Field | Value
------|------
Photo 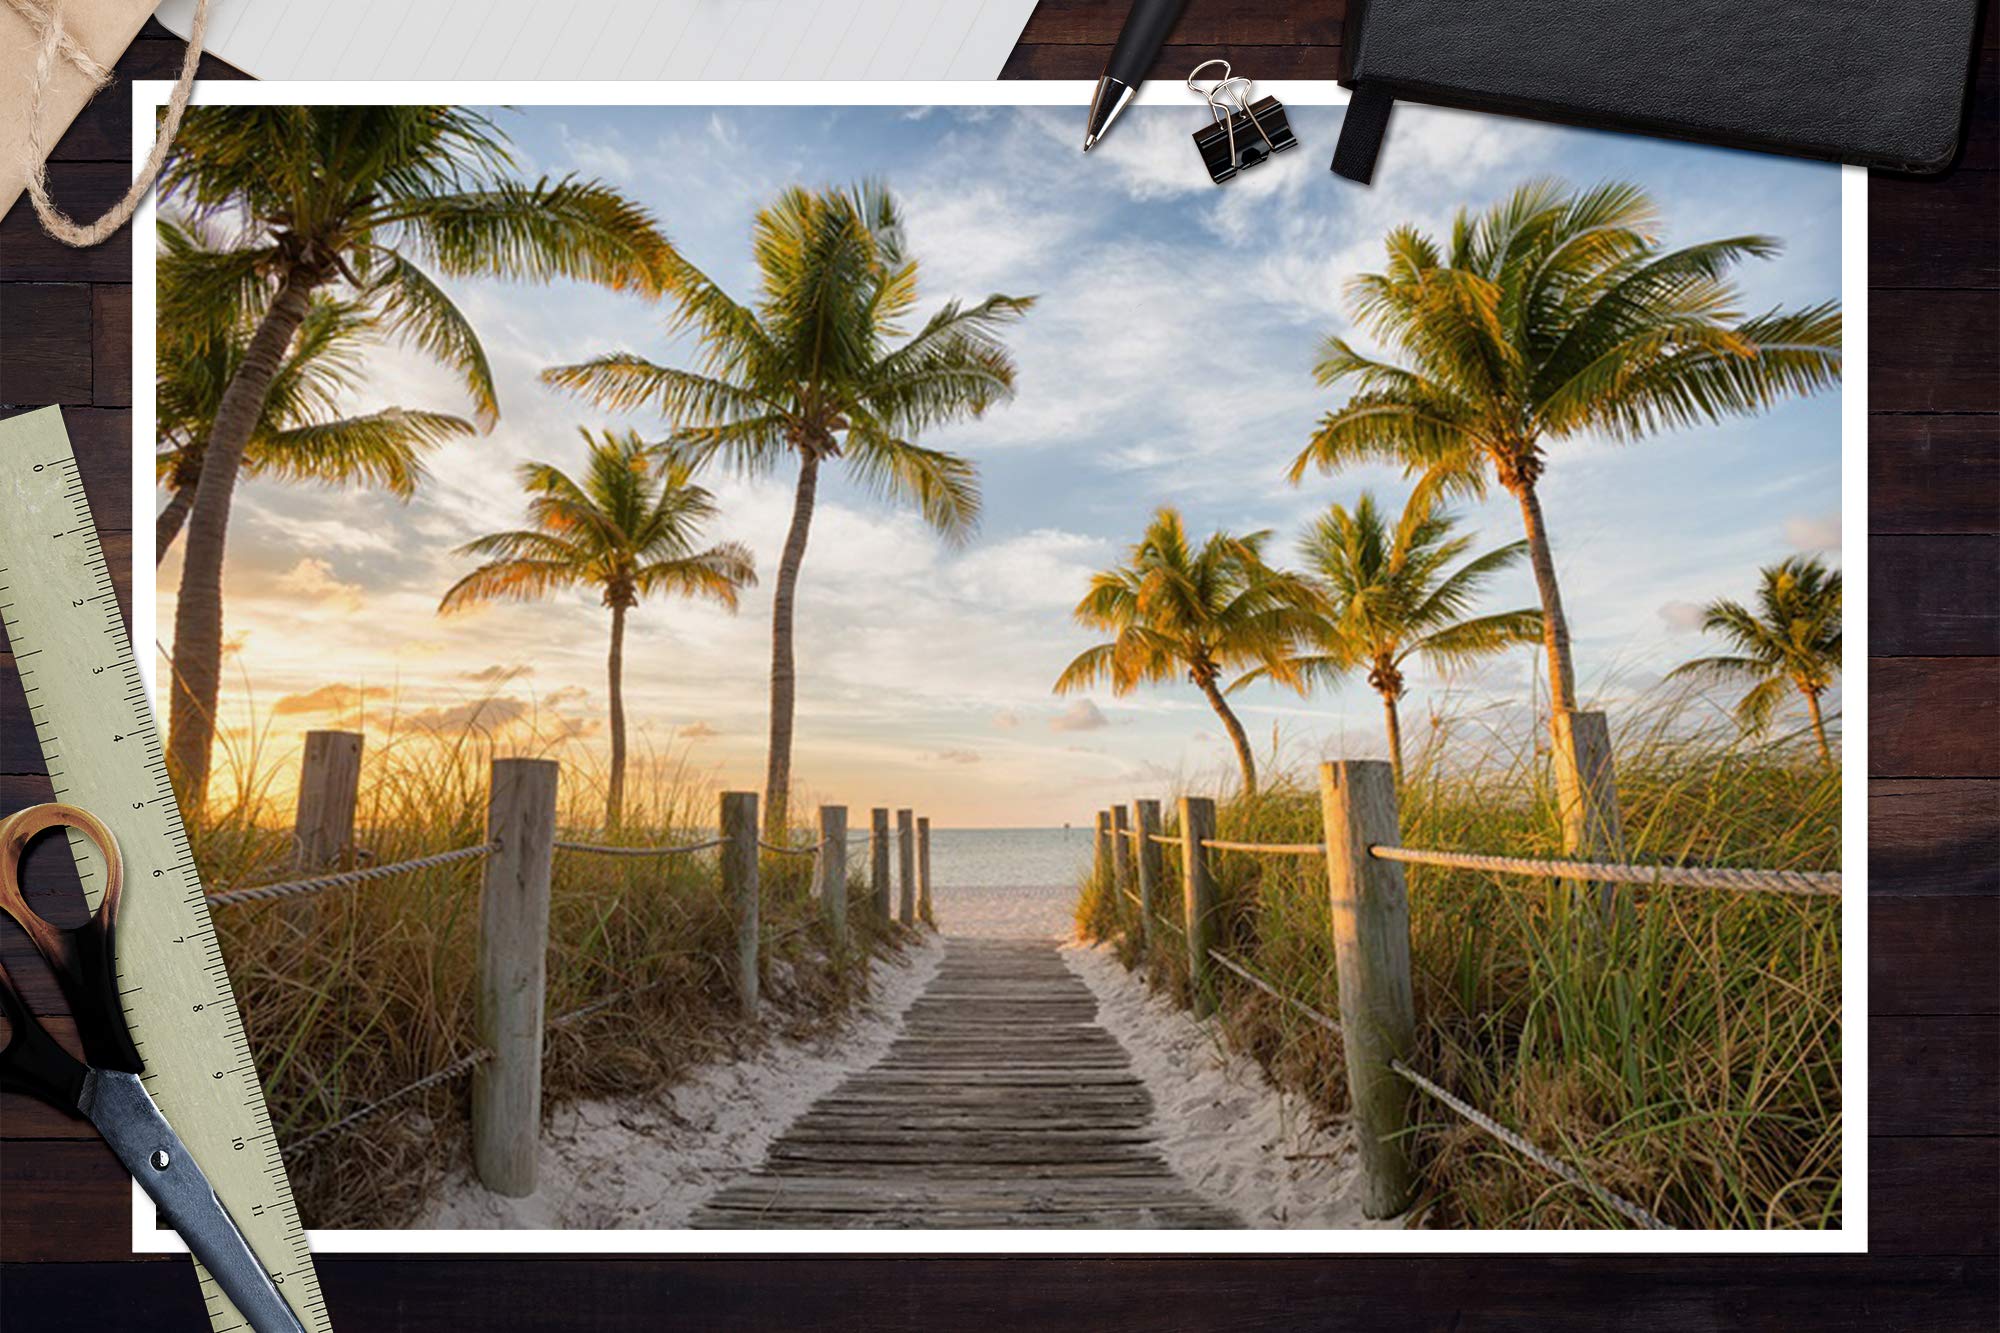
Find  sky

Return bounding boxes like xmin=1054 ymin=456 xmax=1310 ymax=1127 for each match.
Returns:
xmin=158 ymin=100 xmax=1845 ymax=827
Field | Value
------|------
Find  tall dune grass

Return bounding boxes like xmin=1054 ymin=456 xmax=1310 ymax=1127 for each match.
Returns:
xmin=193 ymin=710 xmax=907 ymax=1228
xmin=1077 ymin=696 xmax=1841 ymax=1230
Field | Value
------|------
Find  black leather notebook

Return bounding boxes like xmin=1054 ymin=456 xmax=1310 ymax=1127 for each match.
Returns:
xmin=1333 ymin=0 xmax=1985 ymax=182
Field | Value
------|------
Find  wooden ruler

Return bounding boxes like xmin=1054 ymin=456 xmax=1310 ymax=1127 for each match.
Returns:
xmin=0 ymin=409 xmax=328 ymax=1331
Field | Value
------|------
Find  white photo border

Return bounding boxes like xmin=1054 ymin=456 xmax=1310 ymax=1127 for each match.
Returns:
xmin=130 ymin=77 xmax=1869 ymax=1256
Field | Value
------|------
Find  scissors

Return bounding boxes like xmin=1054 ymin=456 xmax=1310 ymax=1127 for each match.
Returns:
xmin=0 ymin=803 xmax=308 ymax=1333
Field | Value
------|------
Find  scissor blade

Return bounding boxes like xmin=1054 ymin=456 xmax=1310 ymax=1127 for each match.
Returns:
xmin=80 ymin=1070 xmax=308 ymax=1333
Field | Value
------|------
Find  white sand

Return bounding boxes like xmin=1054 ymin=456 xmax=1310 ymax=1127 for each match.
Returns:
xmin=421 ymin=874 xmax=1388 ymax=1231
xmin=421 ymin=936 xmax=945 ymax=1229
xmin=1064 ymin=942 xmax=1400 ymax=1230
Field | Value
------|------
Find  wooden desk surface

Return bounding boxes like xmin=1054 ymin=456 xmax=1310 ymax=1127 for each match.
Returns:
xmin=1 ymin=7 xmax=1994 ymax=1327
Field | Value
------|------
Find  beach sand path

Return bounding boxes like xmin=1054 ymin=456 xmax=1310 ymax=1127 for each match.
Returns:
xmin=690 ymin=937 xmax=1243 ymax=1228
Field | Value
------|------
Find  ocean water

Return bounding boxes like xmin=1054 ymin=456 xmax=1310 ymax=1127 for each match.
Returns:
xmin=924 ymin=826 xmax=1094 ymax=889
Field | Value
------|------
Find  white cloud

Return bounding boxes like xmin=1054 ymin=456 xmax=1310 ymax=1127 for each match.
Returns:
xmin=1658 ymin=601 xmax=1707 ymax=634
xmin=1784 ymin=512 xmax=1841 ymax=552
xmin=1052 ymin=700 xmax=1109 ymax=732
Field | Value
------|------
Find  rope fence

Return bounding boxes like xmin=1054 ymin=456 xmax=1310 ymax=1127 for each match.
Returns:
xmin=1198 ymin=943 xmax=1670 ymax=1230
xmin=238 ymin=733 xmax=944 ymax=1192
xmin=207 ymin=841 xmax=498 ymax=907
xmin=1084 ymin=748 xmax=1829 ymax=1226
xmin=758 ymin=838 xmax=827 ymax=855
xmin=279 ymin=1046 xmax=493 ymax=1162
xmin=1370 ymin=845 xmax=1840 ymax=898
xmin=554 ymin=836 xmax=725 ymax=858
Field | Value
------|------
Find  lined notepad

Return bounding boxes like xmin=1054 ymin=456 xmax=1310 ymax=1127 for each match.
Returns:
xmin=152 ymin=0 xmax=1039 ymax=80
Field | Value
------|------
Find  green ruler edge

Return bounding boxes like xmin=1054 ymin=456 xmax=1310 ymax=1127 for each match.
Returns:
xmin=0 ymin=408 xmax=328 ymax=1331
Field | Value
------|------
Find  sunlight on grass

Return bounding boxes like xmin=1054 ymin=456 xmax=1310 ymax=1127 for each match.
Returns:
xmin=1076 ymin=694 xmax=1841 ymax=1230
xmin=192 ymin=698 xmax=906 ymax=1228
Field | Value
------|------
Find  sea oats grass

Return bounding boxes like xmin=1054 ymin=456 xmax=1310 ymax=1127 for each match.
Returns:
xmin=1076 ymin=700 xmax=1841 ymax=1230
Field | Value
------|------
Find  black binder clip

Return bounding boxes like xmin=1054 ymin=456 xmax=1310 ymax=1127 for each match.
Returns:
xmin=1188 ymin=60 xmax=1297 ymax=184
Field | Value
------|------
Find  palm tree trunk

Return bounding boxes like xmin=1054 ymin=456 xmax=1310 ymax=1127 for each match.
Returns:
xmin=1803 ymin=686 xmax=1833 ymax=767
xmin=764 ymin=451 xmax=820 ymax=841
xmin=606 ymin=601 xmax=628 ymax=832
xmin=1382 ymin=691 xmax=1404 ymax=785
xmin=1196 ymin=675 xmax=1258 ymax=796
xmin=156 ymin=483 xmax=196 ymax=566
xmin=166 ymin=271 xmax=315 ymax=810
xmin=1512 ymin=480 xmax=1579 ymax=718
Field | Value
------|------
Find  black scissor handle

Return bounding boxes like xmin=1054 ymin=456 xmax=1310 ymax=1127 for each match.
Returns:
xmin=0 ymin=803 xmax=144 ymax=1079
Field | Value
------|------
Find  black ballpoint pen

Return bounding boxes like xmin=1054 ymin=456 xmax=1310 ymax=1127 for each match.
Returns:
xmin=1082 ymin=0 xmax=1191 ymax=151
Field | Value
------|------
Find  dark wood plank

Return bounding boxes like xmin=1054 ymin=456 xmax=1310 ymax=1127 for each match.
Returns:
xmin=1868 ymin=290 xmax=2000 ymax=413
xmin=0 ymin=165 xmax=136 ymax=284
xmin=1867 ymin=415 xmax=2000 ymax=534
xmin=0 ymin=285 xmax=93 ymax=404
xmin=1867 ymin=658 xmax=2000 ymax=777
xmin=1870 ymin=168 xmax=1999 ymax=288
xmin=1870 ymin=896 xmax=2000 ymax=1016
xmin=1869 ymin=536 xmax=2000 ymax=655
xmin=91 ymin=286 xmax=132 ymax=407
xmin=1868 ymin=1015 xmax=2000 ymax=1137
xmin=1870 ymin=780 xmax=2000 ymax=895
xmin=1871 ymin=1136 xmax=2000 ymax=1255
xmin=1 ymin=1256 xmax=1995 ymax=1331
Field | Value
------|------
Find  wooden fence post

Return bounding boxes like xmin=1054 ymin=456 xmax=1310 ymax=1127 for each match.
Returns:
xmin=472 ymin=757 xmax=558 ymax=1197
xmin=293 ymin=729 xmax=362 ymax=869
xmin=1318 ymin=760 xmax=1417 ymax=1219
xmin=1178 ymin=796 xmax=1218 ymax=1016
xmin=1110 ymin=804 xmax=1133 ymax=922
xmin=817 ymin=804 xmax=847 ymax=949
xmin=722 ymin=791 xmax=760 ymax=1018
xmin=1094 ymin=810 xmax=1112 ymax=895
xmin=1551 ymin=709 xmax=1626 ymax=926
xmin=916 ymin=816 xmax=934 ymax=926
xmin=896 ymin=808 xmax=917 ymax=926
xmin=870 ymin=807 xmax=892 ymax=919
xmin=1132 ymin=798 xmax=1162 ymax=949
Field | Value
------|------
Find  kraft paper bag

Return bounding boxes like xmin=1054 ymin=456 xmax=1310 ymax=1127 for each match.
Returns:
xmin=1 ymin=0 xmax=160 ymax=223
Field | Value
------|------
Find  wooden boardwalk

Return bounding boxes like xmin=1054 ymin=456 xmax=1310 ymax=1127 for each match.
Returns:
xmin=692 ymin=938 xmax=1242 ymax=1228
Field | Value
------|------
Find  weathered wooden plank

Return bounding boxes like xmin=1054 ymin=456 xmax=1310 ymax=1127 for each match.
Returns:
xmin=691 ymin=937 xmax=1241 ymax=1227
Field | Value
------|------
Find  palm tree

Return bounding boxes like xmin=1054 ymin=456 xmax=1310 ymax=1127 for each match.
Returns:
xmin=1290 ymin=179 xmax=1841 ymax=725
xmin=1055 ymin=509 xmax=1321 ymax=795
xmin=1668 ymin=556 xmax=1841 ymax=765
xmin=158 ymin=106 xmax=677 ymax=808
xmin=439 ymin=431 xmax=756 ymax=830
xmin=1251 ymin=490 xmax=1540 ymax=782
xmin=157 ymin=225 xmax=472 ymax=565
xmin=542 ymin=182 xmax=1032 ymax=840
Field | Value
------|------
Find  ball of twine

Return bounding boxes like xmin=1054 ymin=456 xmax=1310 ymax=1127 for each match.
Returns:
xmin=12 ymin=0 xmax=211 ymax=248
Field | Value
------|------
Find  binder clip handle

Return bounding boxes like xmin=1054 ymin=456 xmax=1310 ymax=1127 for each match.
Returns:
xmin=1187 ymin=59 xmax=1297 ymax=185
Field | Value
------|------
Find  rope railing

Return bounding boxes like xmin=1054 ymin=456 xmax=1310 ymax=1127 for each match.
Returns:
xmin=554 ymin=836 xmax=725 ymax=857
xmin=208 ymin=841 xmax=498 ymax=908
xmin=279 ymin=1046 xmax=493 ymax=1161
xmin=1203 ymin=838 xmax=1325 ymax=856
xmin=1371 ymin=845 xmax=1840 ymax=898
xmin=1198 ymin=944 xmax=1669 ymax=1230
xmin=1390 ymin=1059 xmax=1672 ymax=1231
xmin=758 ymin=838 xmax=827 ymax=855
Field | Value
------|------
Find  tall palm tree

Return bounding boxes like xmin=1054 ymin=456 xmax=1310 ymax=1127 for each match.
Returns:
xmin=439 ymin=431 xmax=756 ymax=830
xmin=1668 ymin=556 xmax=1842 ymax=765
xmin=542 ymin=182 xmax=1032 ymax=840
xmin=1290 ymin=179 xmax=1841 ymax=725
xmin=157 ymin=225 xmax=472 ymax=564
xmin=1055 ymin=509 xmax=1321 ymax=795
xmin=158 ymin=106 xmax=677 ymax=808
xmin=1249 ymin=490 xmax=1540 ymax=782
